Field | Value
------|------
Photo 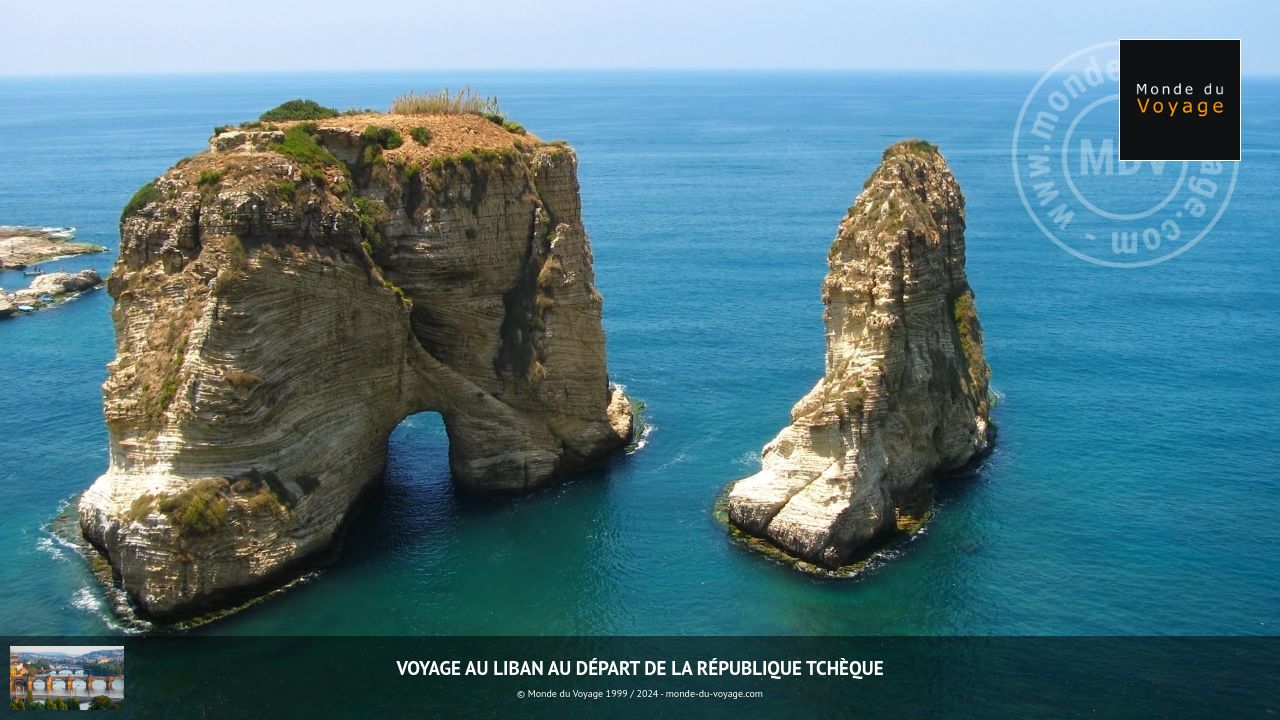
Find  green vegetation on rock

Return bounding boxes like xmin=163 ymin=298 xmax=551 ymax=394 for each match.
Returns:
xmin=423 ymin=146 xmax=518 ymax=174
xmin=354 ymin=196 xmax=390 ymax=253
xmin=362 ymin=125 xmax=404 ymax=149
xmin=273 ymin=181 xmax=296 ymax=202
xmin=156 ymin=478 xmax=230 ymax=537
xmin=395 ymin=160 xmax=422 ymax=179
xmin=230 ymin=471 xmax=286 ymax=516
xmin=260 ymin=98 xmax=339 ymax=122
xmin=884 ymin=139 xmax=938 ymax=161
xmin=197 ymin=170 xmax=222 ymax=188
xmin=126 ymin=493 xmax=156 ymax=522
xmin=269 ymin=124 xmax=341 ymax=180
xmin=121 ymin=180 xmax=160 ymax=223
xmin=409 ymin=126 xmax=432 ymax=145
xmin=953 ymin=292 xmax=981 ymax=371
xmin=483 ymin=112 xmax=526 ymax=134
xmin=360 ymin=125 xmax=404 ymax=164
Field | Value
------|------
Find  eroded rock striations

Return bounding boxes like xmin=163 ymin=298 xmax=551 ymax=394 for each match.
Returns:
xmin=80 ymin=112 xmax=632 ymax=619
xmin=726 ymin=141 xmax=992 ymax=569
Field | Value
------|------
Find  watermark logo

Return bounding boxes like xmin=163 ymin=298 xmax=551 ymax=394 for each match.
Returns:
xmin=1013 ymin=41 xmax=1238 ymax=267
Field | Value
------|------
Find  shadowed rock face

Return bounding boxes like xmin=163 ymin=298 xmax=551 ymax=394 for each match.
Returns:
xmin=79 ymin=115 xmax=632 ymax=620
xmin=726 ymin=141 xmax=992 ymax=568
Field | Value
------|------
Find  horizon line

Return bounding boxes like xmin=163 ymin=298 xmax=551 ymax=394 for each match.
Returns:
xmin=3 ymin=67 xmax=1278 ymax=80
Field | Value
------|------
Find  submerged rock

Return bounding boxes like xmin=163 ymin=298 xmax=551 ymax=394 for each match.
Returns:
xmin=80 ymin=110 xmax=632 ymax=620
xmin=726 ymin=141 xmax=993 ymax=568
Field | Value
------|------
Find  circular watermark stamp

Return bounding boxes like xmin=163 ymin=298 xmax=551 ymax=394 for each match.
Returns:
xmin=1012 ymin=41 xmax=1238 ymax=267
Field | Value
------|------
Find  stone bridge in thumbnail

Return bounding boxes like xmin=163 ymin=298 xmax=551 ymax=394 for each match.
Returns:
xmin=10 ymin=674 xmax=123 ymax=694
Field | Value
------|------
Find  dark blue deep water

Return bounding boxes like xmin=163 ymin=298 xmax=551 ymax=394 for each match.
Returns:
xmin=1 ymin=72 xmax=1277 ymax=637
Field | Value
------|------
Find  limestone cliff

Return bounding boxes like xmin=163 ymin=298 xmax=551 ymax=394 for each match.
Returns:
xmin=726 ymin=141 xmax=992 ymax=569
xmin=80 ymin=111 xmax=632 ymax=620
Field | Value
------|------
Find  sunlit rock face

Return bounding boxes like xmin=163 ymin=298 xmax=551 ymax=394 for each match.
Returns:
xmin=79 ymin=114 xmax=632 ymax=620
xmin=726 ymin=141 xmax=992 ymax=568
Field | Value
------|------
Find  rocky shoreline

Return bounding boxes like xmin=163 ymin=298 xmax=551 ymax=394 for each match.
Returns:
xmin=0 ymin=226 xmax=105 ymax=270
xmin=0 ymin=269 xmax=103 ymax=319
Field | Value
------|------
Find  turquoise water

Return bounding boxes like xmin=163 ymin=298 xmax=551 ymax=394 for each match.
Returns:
xmin=1 ymin=72 xmax=1277 ymax=637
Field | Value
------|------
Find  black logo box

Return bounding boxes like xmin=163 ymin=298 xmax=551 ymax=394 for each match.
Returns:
xmin=1119 ymin=39 xmax=1241 ymax=161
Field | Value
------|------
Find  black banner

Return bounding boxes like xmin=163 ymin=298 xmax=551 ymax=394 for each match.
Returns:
xmin=7 ymin=636 xmax=1279 ymax=718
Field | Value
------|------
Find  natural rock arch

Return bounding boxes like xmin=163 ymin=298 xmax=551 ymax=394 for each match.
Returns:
xmin=80 ymin=114 xmax=632 ymax=620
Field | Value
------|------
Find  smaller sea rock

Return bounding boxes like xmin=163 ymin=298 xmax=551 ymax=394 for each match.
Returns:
xmin=1 ymin=269 xmax=104 ymax=319
xmin=725 ymin=141 xmax=993 ymax=569
xmin=25 ymin=269 xmax=103 ymax=296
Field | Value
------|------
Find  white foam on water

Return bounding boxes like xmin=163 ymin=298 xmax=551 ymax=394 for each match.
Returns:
xmin=36 ymin=497 xmax=84 ymax=561
xmin=71 ymin=586 xmax=136 ymax=634
xmin=71 ymin=586 xmax=100 ymax=613
xmin=732 ymin=449 xmax=761 ymax=469
xmin=35 ymin=536 xmax=68 ymax=561
xmin=627 ymin=419 xmax=653 ymax=455
xmin=656 ymin=449 xmax=687 ymax=471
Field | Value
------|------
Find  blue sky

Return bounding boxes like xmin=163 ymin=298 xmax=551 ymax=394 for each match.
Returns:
xmin=4 ymin=0 xmax=1277 ymax=75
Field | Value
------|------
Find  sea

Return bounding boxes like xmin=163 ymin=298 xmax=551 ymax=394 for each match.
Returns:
xmin=0 ymin=71 xmax=1277 ymax=647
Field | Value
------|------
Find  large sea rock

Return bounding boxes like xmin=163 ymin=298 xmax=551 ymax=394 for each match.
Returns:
xmin=726 ymin=141 xmax=993 ymax=568
xmin=79 ymin=113 xmax=632 ymax=619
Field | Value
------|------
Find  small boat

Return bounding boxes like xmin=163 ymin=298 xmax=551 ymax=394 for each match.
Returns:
xmin=17 ymin=304 xmax=35 ymax=312
xmin=22 ymin=264 xmax=44 ymax=276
